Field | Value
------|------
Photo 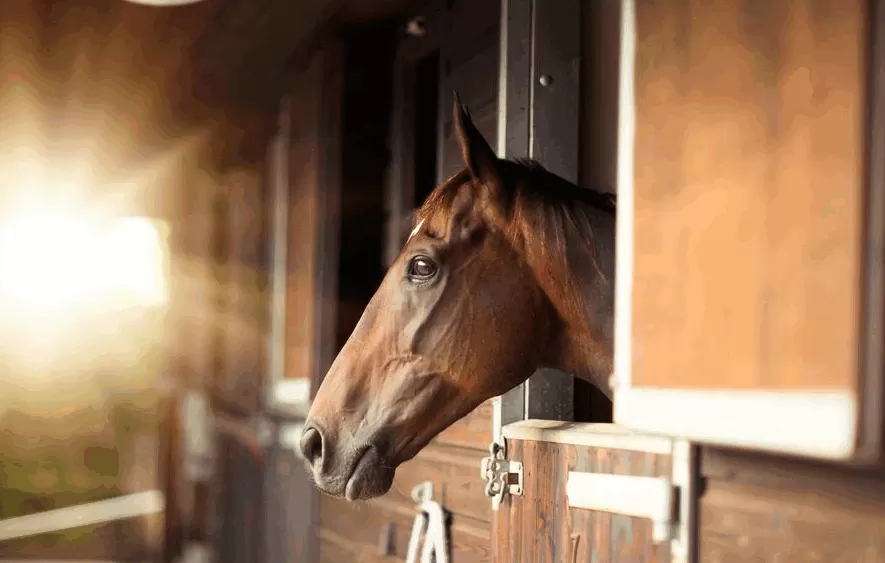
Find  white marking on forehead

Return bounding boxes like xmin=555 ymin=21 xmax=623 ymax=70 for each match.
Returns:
xmin=408 ymin=218 xmax=426 ymax=241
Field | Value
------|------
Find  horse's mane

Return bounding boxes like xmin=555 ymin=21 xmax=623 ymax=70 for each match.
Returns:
xmin=417 ymin=158 xmax=614 ymax=335
xmin=419 ymin=158 xmax=614 ymax=221
xmin=508 ymin=158 xmax=616 ymax=215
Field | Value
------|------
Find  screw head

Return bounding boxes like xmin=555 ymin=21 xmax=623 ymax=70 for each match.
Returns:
xmin=539 ymin=74 xmax=554 ymax=87
xmin=405 ymin=16 xmax=427 ymax=37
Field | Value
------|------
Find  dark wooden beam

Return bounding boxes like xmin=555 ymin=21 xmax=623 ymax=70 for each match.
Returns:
xmin=498 ymin=0 xmax=582 ymax=426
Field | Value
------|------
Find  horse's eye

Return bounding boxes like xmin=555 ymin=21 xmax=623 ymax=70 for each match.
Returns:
xmin=407 ymin=256 xmax=438 ymax=281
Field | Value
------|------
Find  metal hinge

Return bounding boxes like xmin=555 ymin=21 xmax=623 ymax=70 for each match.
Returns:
xmin=480 ymin=442 xmax=524 ymax=503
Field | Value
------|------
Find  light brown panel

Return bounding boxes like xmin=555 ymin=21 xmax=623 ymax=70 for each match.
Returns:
xmin=495 ymin=439 xmax=672 ymax=562
xmin=631 ymin=0 xmax=866 ymax=390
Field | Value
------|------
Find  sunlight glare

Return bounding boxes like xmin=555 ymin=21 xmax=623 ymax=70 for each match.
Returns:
xmin=0 ymin=211 xmax=168 ymax=315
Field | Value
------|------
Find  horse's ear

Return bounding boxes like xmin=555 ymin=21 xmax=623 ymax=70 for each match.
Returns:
xmin=453 ymin=94 xmax=504 ymax=199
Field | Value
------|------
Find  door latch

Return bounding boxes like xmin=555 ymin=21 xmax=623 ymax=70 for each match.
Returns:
xmin=480 ymin=442 xmax=523 ymax=503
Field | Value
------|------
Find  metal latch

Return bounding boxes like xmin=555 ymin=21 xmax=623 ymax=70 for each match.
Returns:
xmin=480 ymin=442 xmax=523 ymax=502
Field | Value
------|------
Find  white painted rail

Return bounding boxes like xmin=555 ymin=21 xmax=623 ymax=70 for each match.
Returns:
xmin=0 ymin=490 xmax=164 ymax=542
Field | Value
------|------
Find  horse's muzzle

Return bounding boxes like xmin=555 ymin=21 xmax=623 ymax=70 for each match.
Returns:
xmin=299 ymin=422 xmax=395 ymax=501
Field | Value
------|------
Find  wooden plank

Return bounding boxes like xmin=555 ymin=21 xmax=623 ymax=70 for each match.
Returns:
xmin=284 ymin=52 xmax=325 ymax=384
xmin=497 ymin=0 xmax=533 ymax=428
xmin=319 ymin=495 xmax=492 ymax=561
xmin=531 ymin=0 xmax=581 ymax=184
xmin=630 ymin=0 xmax=867 ymax=391
xmin=381 ymin=443 xmax=492 ymax=525
xmin=579 ymin=0 xmax=621 ymax=194
xmin=858 ymin=0 xmax=885 ymax=459
xmin=498 ymin=439 xmax=525 ymax=563
xmin=700 ymin=479 xmax=885 ymax=563
xmin=502 ymin=420 xmax=671 ymax=454
xmin=444 ymin=37 xmax=500 ymax=113
xmin=699 ymin=443 xmax=885 ymax=561
xmin=447 ymin=0 xmax=500 ymax=67
xmin=433 ymin=399 xmax=494 ymax=451
xmin=496 ymin=0 xmax=588 ymax=430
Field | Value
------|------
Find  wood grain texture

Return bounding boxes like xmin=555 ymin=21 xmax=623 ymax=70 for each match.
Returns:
xmin=496 ymin=438 xmax=672 ymax=562
xmin=631 ymin=0 xmax=867 ymax=390
xmin=434 ymin=399 xmax=495 ymax=451
xmin=700 ymin=446 xmax=885 ymax=562
xmin=318 ymin=442 xmax=492 ymax=562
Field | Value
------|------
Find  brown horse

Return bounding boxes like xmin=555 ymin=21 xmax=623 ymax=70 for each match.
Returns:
xmin=301 ymin=97 xmax=616 ymax=501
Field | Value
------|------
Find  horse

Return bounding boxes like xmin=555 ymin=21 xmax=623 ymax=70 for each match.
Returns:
xmin=301 ymin=96 xmax=616 ymax=501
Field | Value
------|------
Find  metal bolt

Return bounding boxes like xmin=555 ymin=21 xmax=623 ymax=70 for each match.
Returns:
xmin=405 ymin=16 xmax=426 ymax=37
xmin=539 ymin=74 xmax=554 ymax=87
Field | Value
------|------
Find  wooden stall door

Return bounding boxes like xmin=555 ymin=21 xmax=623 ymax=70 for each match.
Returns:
xmin=494 ymin=422 xmax=678 ymax=563
xmin=613 ymin=0 xmax=882 ymax=462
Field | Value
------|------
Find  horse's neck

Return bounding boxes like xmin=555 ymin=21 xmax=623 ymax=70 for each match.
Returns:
xmin=536 ymin=202 xmax=616 ymax=397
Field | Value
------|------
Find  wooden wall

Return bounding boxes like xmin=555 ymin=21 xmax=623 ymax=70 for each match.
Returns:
xmin=699 ymin=448 xmax=885 ymax=562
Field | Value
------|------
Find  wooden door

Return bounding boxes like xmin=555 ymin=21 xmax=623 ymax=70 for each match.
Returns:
xmin=494 ymin=422 xmax=682 ymax=563
xmin=613 ymin=0 xmax=885 ymax=462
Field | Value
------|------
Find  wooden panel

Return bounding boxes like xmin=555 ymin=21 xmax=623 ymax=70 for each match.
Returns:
xmin=579 ymin=0 xmax=621 ymax=195
xmin=318 ymin=442 xmax=492 ymax=562
xmin=447 ymin=0 xmax=500 ymax=66
xmin=382 ymin=444 xmax=492 ymax=524
xmin=700 ymin=447 xmax=885 ymax=562
xmin=284 ymin=51 xmax=325 ymax=384
xmin=434 ymin=398 xmax=494 ymax=451
xmin=320 ymin=497 xmax=491 ymax=561
xmin=630 ymin=0 xmax=866 ymax=391
xmin=496 ymin=438 xmax=671 ymax=562
xmin=218 ymin=167 xmax=267 ymax=412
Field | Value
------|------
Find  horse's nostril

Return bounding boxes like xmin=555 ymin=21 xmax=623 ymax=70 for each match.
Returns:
xmin=300 ymin=425 xmax=324 ymax=467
